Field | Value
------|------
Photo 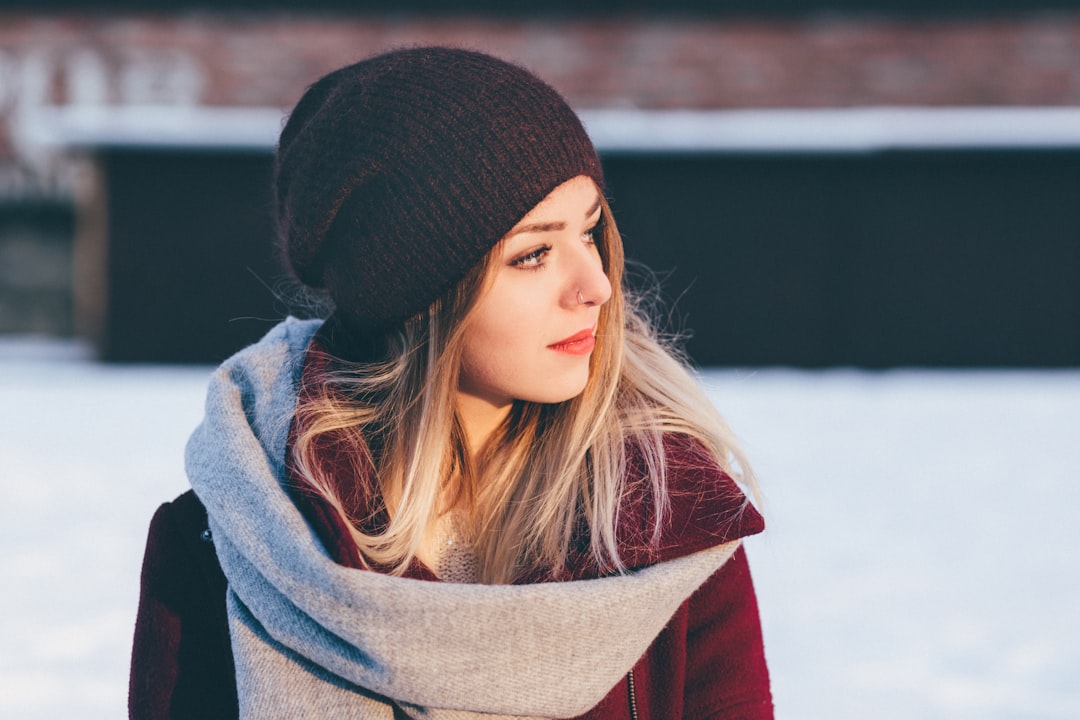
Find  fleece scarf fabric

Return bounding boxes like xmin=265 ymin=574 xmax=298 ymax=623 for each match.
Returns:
xmin=184 ymin=318 xmax=741 ymax=719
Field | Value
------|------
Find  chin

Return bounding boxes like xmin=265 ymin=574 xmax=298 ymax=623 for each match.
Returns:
xmin=530 ymin=376 xmax=591 ymax=405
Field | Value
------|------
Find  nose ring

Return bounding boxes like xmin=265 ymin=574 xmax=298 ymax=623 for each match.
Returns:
xmin=577 ymin=290 xmax=584 ymax=305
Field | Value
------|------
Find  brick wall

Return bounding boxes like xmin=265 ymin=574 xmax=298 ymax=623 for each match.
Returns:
xmin=3 ymin=14 xmax=1080 ymax=151
xmin=3 ymin=12 xmax=1080 ymax=190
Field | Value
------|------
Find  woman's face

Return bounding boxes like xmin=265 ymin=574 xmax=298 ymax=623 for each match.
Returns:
xmin=458 ymin=175 xmax=612 ymax=416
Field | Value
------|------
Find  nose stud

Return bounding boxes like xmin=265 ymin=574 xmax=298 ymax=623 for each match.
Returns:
xmin=577 ymin=290 xmax=584 ymax=305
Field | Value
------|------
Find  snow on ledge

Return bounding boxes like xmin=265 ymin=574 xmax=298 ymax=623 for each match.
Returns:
xmin=15 ymin=104 xmax=1080 ymax=154
xmin=581 ymin=106 xmax=1080 ymax=152
xmin=15 ymin=105 xmax=287 ymax=152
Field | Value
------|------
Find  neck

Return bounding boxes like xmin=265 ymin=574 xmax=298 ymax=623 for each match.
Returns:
xmin=455 ymin=391 xmax=511 ymax=464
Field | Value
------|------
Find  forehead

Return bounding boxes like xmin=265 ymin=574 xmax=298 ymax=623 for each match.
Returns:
xmin=515 ymin=176 xmax=601 ymax=225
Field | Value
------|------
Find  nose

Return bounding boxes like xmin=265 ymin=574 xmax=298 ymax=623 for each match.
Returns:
xmin=567 ymin=248 xmax=612 ymax=309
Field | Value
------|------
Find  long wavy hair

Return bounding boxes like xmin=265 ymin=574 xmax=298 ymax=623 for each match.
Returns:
xmin=290 ymin=193 xmax=757 ymax=584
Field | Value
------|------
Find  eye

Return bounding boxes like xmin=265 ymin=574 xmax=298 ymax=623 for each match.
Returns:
xmin=582 ymin=218 xmax=602 ymax=245
xmin=510 ymin=245 xmax=551 ymax=270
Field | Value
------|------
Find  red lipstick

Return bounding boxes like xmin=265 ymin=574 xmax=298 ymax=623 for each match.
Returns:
xmin=548 ymin=328 xmax=596 ymax=356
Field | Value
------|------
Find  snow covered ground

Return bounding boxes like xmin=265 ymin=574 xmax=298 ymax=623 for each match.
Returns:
xmin=1 ymin=337 xmax=1077 ymax=719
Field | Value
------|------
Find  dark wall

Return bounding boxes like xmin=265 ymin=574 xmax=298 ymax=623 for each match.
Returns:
xmin=603 ymin=150 xmax=1080 ymax=368
xmin=0 ymin=201 xmax=75 ymax=336
xmin=102 ymin=149 xmax=282 ymax=363
xmin=96 ymin=146 xmax=1080 ymax=366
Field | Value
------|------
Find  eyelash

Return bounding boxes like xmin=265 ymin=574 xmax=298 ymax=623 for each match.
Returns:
xmin=511 ymin=245 xmax=551 ymax=271
xmin=510 ymin=222 xmax=602 ymax=272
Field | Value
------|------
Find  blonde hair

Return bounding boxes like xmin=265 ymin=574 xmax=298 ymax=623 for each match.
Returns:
xmin=291 ymin=198 xmax=757 ymax=584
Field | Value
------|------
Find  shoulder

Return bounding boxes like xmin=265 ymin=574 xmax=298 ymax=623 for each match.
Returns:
xmin=140 ymin=490 xmax=225 ymax=600
xmin=149 ymin=490 xmax=211 ymax=549
xmin=617 ymin=434 xmax=764 ymax=568
xmin=159 ymin=488 xmax=210 ymax=531
xmin=131 ymin=490 xmax=238 ymax=718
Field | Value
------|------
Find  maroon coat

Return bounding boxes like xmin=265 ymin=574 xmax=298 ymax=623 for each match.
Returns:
xmin=130 ymin=478 xmax=771 ymax=717
xmin=130 ymin=344 xmax=773 ymax=719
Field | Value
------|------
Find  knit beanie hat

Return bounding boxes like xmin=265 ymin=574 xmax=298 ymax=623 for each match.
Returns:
xmin=275 ymin=46 xmax=604 ymax=333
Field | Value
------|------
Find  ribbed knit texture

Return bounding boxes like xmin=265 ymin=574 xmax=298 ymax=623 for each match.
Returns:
xmin=184 ymin=318 xmax=741 ymax=719
xmin=275 ymin=47 xmax=604 ymax=332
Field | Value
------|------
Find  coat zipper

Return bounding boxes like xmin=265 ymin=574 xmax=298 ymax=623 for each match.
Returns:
xmin=626 ymin=669 xmax=639 ymax=720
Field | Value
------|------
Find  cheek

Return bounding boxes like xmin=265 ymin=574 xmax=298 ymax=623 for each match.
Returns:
xmin=468 ymin=317 xmax=532 ymax=365
xmin=459 ymin=299 xmax=534 ymax=392
xmin=467 ymin=278 xmax=542 ymax=350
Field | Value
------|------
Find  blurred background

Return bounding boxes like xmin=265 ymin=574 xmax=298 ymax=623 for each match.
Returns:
xmin=1 ymin=1 xmax=1079 ymax=718
xmin=3 ymin=0 xmax=1080 ymax=365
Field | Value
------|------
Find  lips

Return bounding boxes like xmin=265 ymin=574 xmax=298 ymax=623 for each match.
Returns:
xmin=548 ymin=328 xmax=596 ymax=356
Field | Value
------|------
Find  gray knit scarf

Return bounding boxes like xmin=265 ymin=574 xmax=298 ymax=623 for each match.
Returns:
xmin=186 ymin=318 xmax=739 ymax=719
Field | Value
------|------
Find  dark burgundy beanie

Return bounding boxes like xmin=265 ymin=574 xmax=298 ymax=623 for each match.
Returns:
xmin=275 ymin=46 xmax=604 ymax=332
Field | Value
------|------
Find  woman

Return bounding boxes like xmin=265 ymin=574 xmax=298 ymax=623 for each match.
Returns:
xmin=130 ymin=46 xmax=773 ymax=719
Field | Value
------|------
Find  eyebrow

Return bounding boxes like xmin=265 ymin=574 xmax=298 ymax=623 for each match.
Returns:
xmin=505 ymin=193 xmax=603 ymax=238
